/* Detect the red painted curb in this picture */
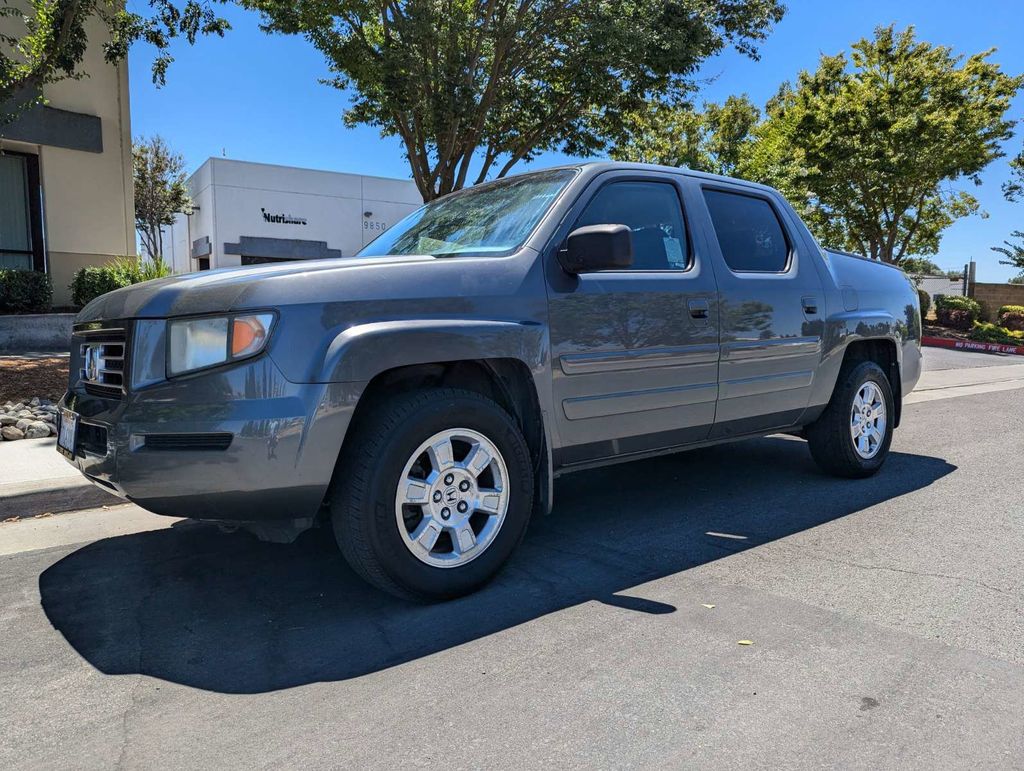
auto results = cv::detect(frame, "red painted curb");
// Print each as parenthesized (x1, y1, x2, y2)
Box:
(922, 336, 1024, 356)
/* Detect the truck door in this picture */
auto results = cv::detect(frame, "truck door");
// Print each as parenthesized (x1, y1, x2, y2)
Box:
(545, 172, 721, 467)
(690, 181, 825, 438)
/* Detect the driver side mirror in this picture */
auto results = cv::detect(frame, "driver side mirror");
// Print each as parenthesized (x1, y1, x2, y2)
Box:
(559, 224, 634, 274)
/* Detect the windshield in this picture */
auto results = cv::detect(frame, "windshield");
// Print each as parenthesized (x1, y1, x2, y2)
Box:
(358, 169, 577, 258)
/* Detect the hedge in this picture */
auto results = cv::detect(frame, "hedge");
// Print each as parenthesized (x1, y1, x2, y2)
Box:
(916, 288, 931, 318)
(71, 256, 172, 307)
(969, 321, 1024, 346)
(0, 269, 53, 314)
(934, 295, 982, 331)
(996, 305, 1024, 332)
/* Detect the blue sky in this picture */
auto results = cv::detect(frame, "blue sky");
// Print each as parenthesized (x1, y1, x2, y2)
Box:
(129, 0, 1024, 280)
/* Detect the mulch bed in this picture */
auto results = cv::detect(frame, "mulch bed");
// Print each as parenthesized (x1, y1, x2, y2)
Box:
(922, 324, 971, 342)
(922, 324, 1024, 356)
(0, 357, 69, 403)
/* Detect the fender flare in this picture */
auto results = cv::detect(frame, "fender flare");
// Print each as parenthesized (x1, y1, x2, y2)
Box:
(318, 318, 556, 513)
(318, 318, 547, 383)
(811, 310, 904, 422)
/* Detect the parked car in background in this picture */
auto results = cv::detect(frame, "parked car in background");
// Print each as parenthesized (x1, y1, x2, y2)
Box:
(58, 162, 922, 601)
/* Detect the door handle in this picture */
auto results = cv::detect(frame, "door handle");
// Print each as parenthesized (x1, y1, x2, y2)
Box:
(801, 296, 819, 315)
(688, 298, 710, 321)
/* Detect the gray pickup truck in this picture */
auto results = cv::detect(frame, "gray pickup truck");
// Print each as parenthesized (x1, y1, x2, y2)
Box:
(59, 162, 921, 600)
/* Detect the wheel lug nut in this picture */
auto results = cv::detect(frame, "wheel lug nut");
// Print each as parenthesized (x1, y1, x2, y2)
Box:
(432, 491, 442, 502)
(444, 473, 454, 485)
(457, 501, 468, 513)
(459, 480, 470, 492)
(440, 507, 451, 520)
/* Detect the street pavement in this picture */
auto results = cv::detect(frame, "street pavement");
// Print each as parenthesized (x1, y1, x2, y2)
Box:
(1, 350, 1023, 769)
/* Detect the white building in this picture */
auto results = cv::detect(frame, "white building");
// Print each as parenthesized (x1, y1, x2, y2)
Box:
(164, 158, 423, 273)
(914, 274, 965, 304)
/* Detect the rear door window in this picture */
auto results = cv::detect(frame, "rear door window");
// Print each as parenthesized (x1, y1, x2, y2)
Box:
(702, 189, 790, 273)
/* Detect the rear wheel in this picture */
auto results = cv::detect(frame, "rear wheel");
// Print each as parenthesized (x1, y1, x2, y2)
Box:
(331, 387, 534, 601)
(806, 360, 894, 478)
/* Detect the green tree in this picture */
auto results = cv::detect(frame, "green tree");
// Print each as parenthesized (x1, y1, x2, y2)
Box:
(992, 231, 1024, 284)
(899, 256, 943, 275)
(739, 25, 1022, 265)
(1005, 149, 1024, 201)
(1, 0, 229, 123)
(610, 94, 760, 175)
(243, 0, 784, 200)
(133, 135, 192, 267)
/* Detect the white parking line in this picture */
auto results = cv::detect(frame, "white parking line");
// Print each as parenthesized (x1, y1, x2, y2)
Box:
(905, 378, 1024, 405)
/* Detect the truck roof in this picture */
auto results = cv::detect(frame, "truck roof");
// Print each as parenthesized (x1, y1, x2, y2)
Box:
(540, 161, 782, 195)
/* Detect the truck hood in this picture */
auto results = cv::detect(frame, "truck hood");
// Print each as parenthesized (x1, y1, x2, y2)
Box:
(75, 255, 438, 322)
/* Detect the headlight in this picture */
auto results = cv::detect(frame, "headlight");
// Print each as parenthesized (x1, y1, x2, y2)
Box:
(167, 313, 275, 376)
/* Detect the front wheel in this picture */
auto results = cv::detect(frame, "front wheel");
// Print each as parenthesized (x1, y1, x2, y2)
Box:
(331, 388, 534, 601)
(806, 360, 895, 478)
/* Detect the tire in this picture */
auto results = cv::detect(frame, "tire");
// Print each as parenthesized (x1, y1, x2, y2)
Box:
(806, 359, 895, 479)
(331, 387, 534, 601)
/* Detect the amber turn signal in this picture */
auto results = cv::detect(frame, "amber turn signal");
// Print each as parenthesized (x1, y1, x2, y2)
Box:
(231, 315, 271, 358)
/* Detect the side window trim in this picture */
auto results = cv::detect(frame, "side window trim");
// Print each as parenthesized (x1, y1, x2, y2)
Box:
(700, 184, 795, 276)
(569, 177, 695, 274)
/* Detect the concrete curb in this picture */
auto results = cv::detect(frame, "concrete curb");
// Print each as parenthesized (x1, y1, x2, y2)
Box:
(0, 313, 74, 354)
(0, 478, 119, 520)
(922, 335, 1024, 356)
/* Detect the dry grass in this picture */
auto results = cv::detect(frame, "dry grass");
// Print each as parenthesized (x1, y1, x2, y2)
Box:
(0, 357, 69, 403)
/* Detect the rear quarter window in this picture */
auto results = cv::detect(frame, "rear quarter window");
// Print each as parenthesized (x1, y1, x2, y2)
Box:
(702, 189, 790, 273)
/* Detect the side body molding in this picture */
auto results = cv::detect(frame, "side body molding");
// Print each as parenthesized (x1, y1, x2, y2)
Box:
(318, 319, 548, 384)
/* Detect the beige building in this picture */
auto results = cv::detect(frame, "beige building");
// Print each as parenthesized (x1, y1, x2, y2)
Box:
(0, 15, 134, 306)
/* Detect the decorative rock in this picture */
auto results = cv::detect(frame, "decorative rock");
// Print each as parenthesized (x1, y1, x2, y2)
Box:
(0, 398, 62, 437)
(25, 421, 51, 439)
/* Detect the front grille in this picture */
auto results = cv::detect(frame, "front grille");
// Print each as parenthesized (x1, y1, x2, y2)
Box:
(75, 326, 128, 399)
(143, 433, 233, 451)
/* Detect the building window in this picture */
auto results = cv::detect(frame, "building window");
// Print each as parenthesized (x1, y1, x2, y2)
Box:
(0, 151, 45, 271)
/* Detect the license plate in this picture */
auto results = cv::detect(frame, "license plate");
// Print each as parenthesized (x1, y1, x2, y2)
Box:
(57, 408, 79, 459)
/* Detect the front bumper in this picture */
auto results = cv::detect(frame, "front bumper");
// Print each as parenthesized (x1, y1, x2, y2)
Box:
(60, 349, 361, 522)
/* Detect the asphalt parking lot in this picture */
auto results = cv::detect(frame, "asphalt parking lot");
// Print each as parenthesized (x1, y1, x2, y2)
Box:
(2, 350, 1023, 769)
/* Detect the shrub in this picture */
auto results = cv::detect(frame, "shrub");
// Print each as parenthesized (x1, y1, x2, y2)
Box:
(70, 266, 132, 307)
(916, 288, 931, 318)
(996, 305, 1024, 331)
(0, 269, 53, 313)
(70, 256, 172, 307)
(934, 295, 981, 330)
(969, 321, 1024, 346)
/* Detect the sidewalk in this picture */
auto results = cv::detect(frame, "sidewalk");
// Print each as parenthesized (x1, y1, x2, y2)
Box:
(0, 436, 118, 519)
